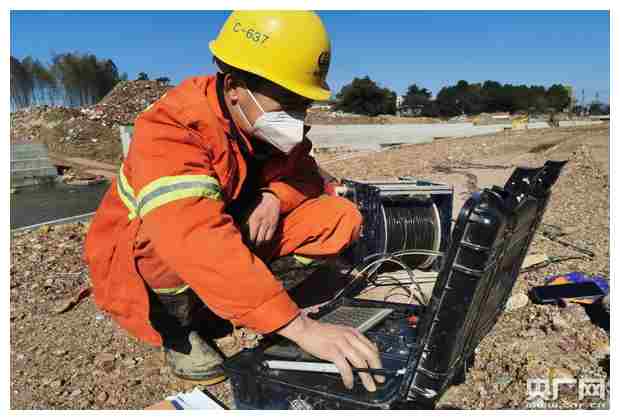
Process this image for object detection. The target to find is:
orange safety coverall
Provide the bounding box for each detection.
[83,74,362,347]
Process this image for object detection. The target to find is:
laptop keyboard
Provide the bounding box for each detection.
[264,306,394,361]
[319,306,393,332]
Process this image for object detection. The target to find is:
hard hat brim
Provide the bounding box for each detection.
[209,40,331,102]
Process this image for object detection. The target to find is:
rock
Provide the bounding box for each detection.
[96,391,108,403]
[552,315,570,331]
[143,366,160,377]
[548,367,574,381]
[522,328,543,338]
[53,349,68,357]
[562,303,590,322]
[70,389,82,397]
[122,358,137,367]
[50,379,64,388]
[591,340,610,358]
[127,379,141,387]
[495,375,513,387]
[505,293,529,312]
[94,353,115,372]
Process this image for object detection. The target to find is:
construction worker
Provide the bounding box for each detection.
[84,11,384,393]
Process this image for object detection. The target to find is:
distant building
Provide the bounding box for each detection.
[310,100,334,110]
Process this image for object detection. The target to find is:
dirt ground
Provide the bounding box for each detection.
[10,123,609,409]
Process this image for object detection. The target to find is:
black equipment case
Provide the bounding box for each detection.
[223,161,566,409]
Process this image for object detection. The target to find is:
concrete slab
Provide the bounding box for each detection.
[307,121,602,152]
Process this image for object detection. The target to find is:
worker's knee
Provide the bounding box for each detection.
[324,195,363,244]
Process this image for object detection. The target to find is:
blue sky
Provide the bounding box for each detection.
[10,10,610,104]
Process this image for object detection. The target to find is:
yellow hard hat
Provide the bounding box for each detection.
[209,10,331,101]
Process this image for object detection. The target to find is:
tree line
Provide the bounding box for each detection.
[333,76,607,117]
[10,54,172,111]
[404,80,572,117]
[11,53,129,109]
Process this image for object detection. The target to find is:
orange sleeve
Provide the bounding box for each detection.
[131,110,299,334]
[262,138,325,214]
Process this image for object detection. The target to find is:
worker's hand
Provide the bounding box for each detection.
[245,191,280,246]
[276,313,385,392]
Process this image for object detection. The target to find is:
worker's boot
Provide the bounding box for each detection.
[148,289,226,385]
[163,331,226,384]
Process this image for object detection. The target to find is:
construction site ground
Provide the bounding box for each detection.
[10,123,609,409]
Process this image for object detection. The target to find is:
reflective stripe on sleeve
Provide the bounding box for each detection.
[136,174,222,218]
[117,165,138,220]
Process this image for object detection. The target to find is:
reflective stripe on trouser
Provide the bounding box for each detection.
[134,194,363,294]
[118,164,222,295]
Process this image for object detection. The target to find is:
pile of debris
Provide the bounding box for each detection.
[10,80,173,164]
[85,80,172,126]
[10,106,83,144]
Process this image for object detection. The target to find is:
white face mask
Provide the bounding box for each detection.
[237,89,306,154]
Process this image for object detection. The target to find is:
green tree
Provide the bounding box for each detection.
[51,52,124,107]
[137,72,149,81]
[334,76,397,116]
[10,56,31,108]
[10,56,29,109]
[11,52,124,109]
[546,84,571,112]
[402,84,431,115]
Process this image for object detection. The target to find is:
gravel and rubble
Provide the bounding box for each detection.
[10,80,172,164]
[10,124,609,409]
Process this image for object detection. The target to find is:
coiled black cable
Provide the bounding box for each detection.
[381,199,440,269]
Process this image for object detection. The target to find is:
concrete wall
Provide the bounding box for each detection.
[119,125,134,158]
[308,121,603,152]
[11,143,58,188]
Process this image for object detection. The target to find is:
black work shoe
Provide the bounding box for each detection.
[164,331,227,385]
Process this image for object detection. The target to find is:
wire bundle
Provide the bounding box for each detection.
[332,249,444,305]
[381,199,441,270]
